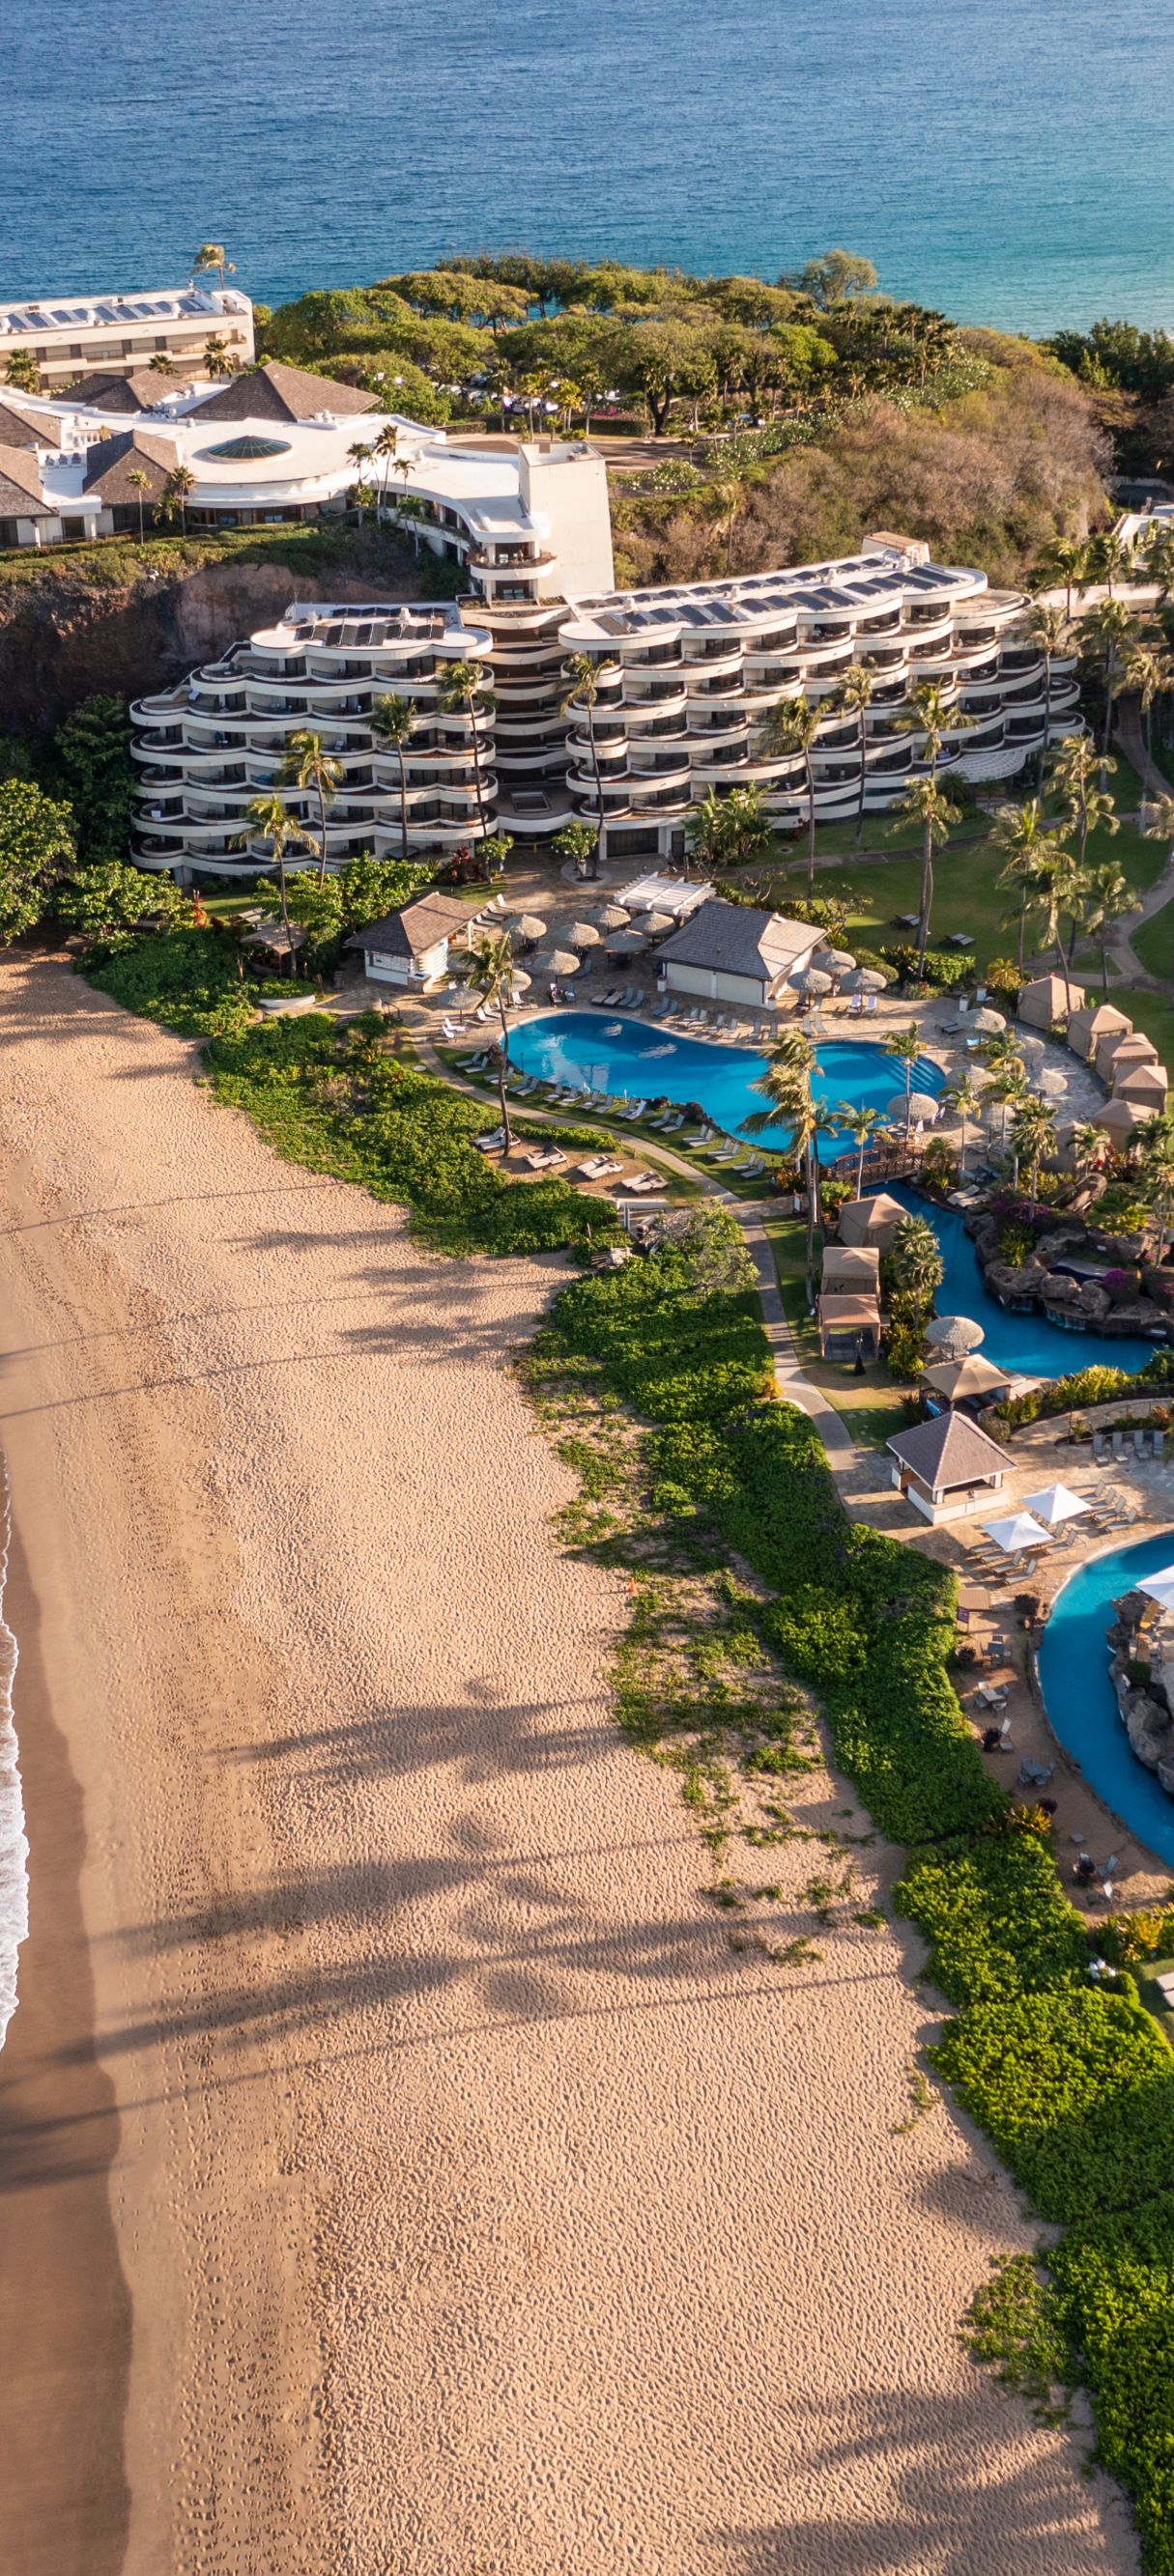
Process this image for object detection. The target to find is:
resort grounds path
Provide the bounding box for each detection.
[0,955,1139,2576]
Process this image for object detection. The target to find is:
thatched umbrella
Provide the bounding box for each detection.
[607,927,646,956]
[972,1006,1006,1033]
[644,910,676,937]
[505,967,532,997]
[568,920,602,948]
[887,1091,940,1126]
[813,947,856,974]
[510,913,546,946]
[793,966,833,996]
[924,1314,985,1354]
[534,947,582,977]
[842,967,887,994]
[1039,1066,1068,1098]
[595,902,631,930]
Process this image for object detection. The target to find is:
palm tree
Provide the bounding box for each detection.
[945,1069,983,1175]
[372,422,399,524]
[1037,534,1090,622]
[1026,601,1072,780]
[464,927,519,1153]
[161,464,196,533]
[280,730,342,887]
[148,351,178,380]
[127,467,152,545]
[1025,845,1089,1013]
[558,654,616,875]
[3,350,40,395]
[1143,792,1174,863]
[884,1024,925,1136]
[1081,860,1135,996]
[742,1028,834,1304]
[192,242,235,291]
[1082,597,1136,763]
[1136,1114,1174,1261]
[347,440,374,525]
[437,659,495,845]
[1122,636,1174,760]
[836,1098,883,1195]
[1010,1095,1057,1216]
[234,793,314,960]
[1066,1119,1109,1187]
[1091,528,1134,598]
[895,678,968,785]
[203,335,236,379]
[889,776,961,973]
[706,467,749,574]
[1048,731,1118,876]
[835,663,874,846]
[886,1213,943,1309]
[986,1060,1029,1151]
[990,798,1063,970]
[370,694,417,864]
[759,693,823,894]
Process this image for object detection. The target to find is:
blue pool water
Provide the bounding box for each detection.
[509,1014,942,1157]
[887,1185,1159,1381]
[1039,1534,1174,1869]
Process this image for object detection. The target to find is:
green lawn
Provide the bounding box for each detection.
[1131,1956,1174,2035]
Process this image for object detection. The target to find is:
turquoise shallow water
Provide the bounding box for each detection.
[1039,1534,1174,1869]
[887,1185,1159,1380]
[6,0,1174,329]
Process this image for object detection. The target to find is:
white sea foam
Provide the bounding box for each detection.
[0,1458,29,2051]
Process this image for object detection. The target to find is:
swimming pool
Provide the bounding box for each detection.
[886,1185,1159,1379]
[1038,1533,1174,1868]
[508,1013,944,1157]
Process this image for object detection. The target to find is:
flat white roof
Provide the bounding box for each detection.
[0,286,250,339]
[562,551,987,645]
[618,875,713,919]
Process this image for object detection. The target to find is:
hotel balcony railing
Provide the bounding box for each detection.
[622,678,688,704]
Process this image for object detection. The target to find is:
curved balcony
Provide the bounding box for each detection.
[622,678,689,711]
[680,644,743,679]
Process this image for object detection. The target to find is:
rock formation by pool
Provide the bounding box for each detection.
[964,1206,1174,1344]
[1109,1590,1174,1795]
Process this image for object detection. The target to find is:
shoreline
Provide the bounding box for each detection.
[0,1516,131,2576]
[0,953,1141,2574]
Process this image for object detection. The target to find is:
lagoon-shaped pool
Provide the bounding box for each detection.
[508,1012,944,1155]
[886,1184,1159,1380]
[1039,1533,1174,1868]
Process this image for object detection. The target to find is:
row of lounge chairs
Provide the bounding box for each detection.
[1092,1427,1166,1461]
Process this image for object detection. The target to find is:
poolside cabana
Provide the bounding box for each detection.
[1068,1001,1131,1063]
[817,1292,881,1358]
[886,1411,1010,1524]
[921,1352,1013,1405]
[820,1244,881,1296]
[1095,1028,1158,1088]
[1115,1061,1169,1113]
[1017,973,1083,1031]
[1092,1097,1140,1145]
[839,1192,906,1251]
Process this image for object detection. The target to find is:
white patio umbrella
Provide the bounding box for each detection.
[1138,1567,1174,1613]
[534,947,582,977]
[1021,1483,1091,1527]
[887,1091,940,1125]
[608,927,646,955]
[972,1007,1007,1033]
[595,902,631,930]
[510,913,546,946]
[567,920,602,948]
[794,966,833,996]
[813,947,857,974]
[982,1512,1053,1554]
[924,1314,986,1352]
[842,967,888,994]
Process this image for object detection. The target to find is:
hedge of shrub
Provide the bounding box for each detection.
[895,1825,1089,2004]
[931,1992,1174,2222]
[1049,2199,1174,2574]
[88,925,298,1037]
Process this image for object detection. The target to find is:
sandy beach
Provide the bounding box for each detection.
[0,954,1141,2575]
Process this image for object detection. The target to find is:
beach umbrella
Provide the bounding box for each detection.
[1139,1567,1174,1613]
[510,913,546,946]
[644,910,676,937]
[813,947,857,974]
[595,902,631,930]
[1017,1033,1046,1062]
[887,1091,939,1125]
[534,947,582,977]
[608,927,646,955]
[1038,1067,1068,1098]
[842,967,887,994]
[1021,1483,1091,1527]
[922,1353,1011,1401]
[971,1006,1007,1033]
[982,1511,1052,1554]
[505,967,532,996]
[924,1314,985,1353]
[794,966,833,995]
[567,920,602,948]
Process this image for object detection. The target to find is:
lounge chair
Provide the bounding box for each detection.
[1092,1430,1105,1461]
[1134,1430,1147,1458]
[660,1112,685,1134]
[574,1154,623,1180]
[862,993,877,1016]
[846,993,863,1017]
[619,1098,648,1121]
[736,1155,765,1177]
[525,1146,567,1171]
[614,1171,661,1195]
[472,1128,506,1152]
[1112,1430,1126,1458]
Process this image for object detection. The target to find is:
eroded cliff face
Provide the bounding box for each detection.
[0,555,423,735]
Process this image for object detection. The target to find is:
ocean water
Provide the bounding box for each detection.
[4,0,1174,332]
[507,1013,943,1145]
[1038,1532,1174,1868]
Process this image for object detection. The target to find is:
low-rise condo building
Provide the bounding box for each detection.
[0,285,254,392]
[556,543,1079,864]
